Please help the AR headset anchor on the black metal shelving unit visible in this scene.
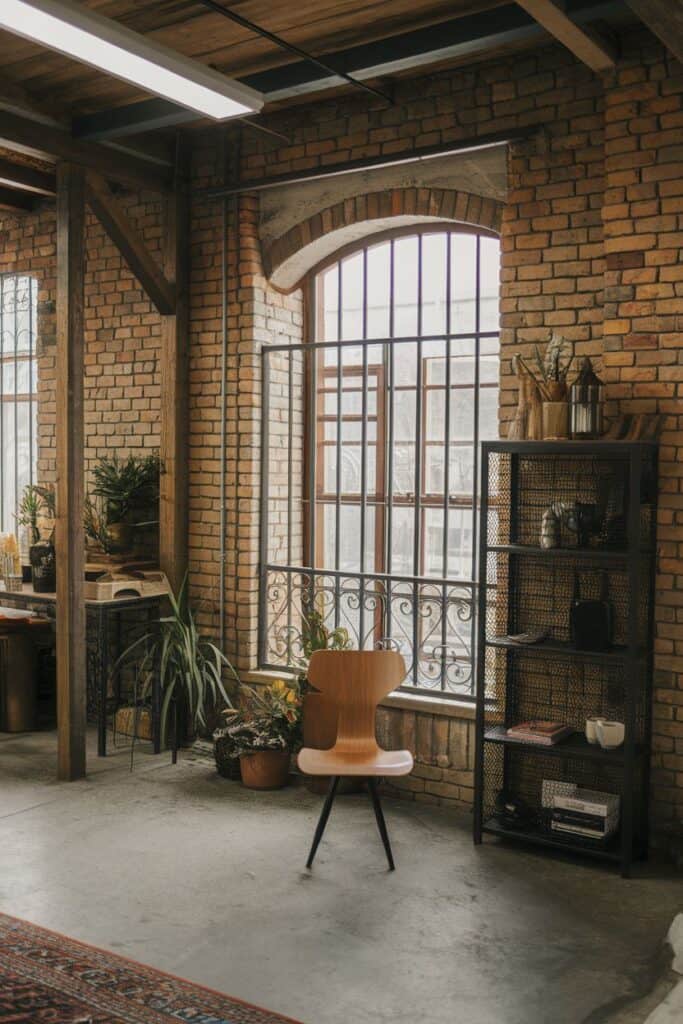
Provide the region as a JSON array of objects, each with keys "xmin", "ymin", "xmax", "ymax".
[{"xmin": 473, "ymin": 441, "xmax": 658, "ymax": 877}]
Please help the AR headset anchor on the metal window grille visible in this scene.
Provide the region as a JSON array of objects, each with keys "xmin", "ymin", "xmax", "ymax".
[
  {"xmin": 259, "ymin": 228, "xmax": 500, "ymax": 698},
  {"xmin": 0, "ymin": 274, "xmax": 38, "ymax": 534}
]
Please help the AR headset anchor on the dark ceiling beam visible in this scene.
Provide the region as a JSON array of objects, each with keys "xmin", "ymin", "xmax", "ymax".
[
  {"xmin": 0, "ymin": 186, "xmax": 37, "ymax": 212},
  {"xmin": 0, "ymin": 157, "xmax": 55, "ymax": 195},
  {"xmin": 0, "ymin": 70, "xmax": 173, "ymax": 170},
  {"xmin": 626, "ymin": 0, "xmax": 683, "ymax": 65},
  {"xmin": 74, "ymin": 0, "xmax": 626, "ymax": 141},
  {"xmin": 516, "ymin": 0, "xmax": 617, "ymax": 71},
  {"xmin": 0, "ymin": 110, "xmax": 171, "ymax": 193}
]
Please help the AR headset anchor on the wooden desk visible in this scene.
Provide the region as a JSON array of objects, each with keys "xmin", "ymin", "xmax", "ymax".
[{"xmin": 0, "ymin": 583, "xmax": 163, "ymax": 757}]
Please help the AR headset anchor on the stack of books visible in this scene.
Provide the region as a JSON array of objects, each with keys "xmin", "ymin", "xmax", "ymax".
[
  {"xmin": 550, "ymin": 788, "xmax": 620, "ymax": 842},
  {"xmin": 506, "ymin": 721, "xmax": 574, "ymax": 746}
]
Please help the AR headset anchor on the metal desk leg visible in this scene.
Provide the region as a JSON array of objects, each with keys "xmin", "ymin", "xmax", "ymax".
[
  {"xmin": 151, "ymin": 600, "xmax": 161, "ymax": 754},
  {"xmin": 97, "ymin": 605, "xmax": 108, "ymax": 757}
]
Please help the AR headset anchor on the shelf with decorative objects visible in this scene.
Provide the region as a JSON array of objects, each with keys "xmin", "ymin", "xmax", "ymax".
[{"xmin": 473, "ymin": 440, "xmax": 658, "ymax": 877}]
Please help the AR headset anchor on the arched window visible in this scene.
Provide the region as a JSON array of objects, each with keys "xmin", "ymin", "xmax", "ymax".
[{"xmin": 260, "ymin": 226, "xmax": 500, "ymax": 698}]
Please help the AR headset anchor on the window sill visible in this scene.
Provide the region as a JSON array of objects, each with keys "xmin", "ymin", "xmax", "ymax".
[
  {"xmin": 381, "ymin": 690, "xmax": 476, "ymax": 720},
  {"xmin": 247, "ymin": 669, "xmax": 476, "ymax": 721}
]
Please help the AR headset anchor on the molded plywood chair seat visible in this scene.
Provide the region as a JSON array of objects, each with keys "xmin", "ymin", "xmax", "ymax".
[{"xmin": 298, "ymin": 649, "xmax": 413, "ymax": 870}]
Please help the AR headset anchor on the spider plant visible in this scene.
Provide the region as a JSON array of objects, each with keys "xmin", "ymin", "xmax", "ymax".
[{"xmin": 114, "ymin": 576, "xmax": 238, "ymax": 749}]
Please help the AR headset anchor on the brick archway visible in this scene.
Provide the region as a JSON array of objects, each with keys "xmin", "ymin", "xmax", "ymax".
[{"xmin": 263, "ymin": 187, "xmax": 504, "ymax": 291}]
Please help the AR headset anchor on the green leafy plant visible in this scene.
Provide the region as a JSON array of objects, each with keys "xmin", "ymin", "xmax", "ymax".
[
  {"xmin": 215, "ymin": 679, "xmax": 302, "ymax": 760},
  {"xmin": 91, "ymin": 452, "xmax": 160, "ymax": 525},
  {"xmin": 16, "ymin": 483, "xmax": 55, "ymax": 544},
  {"xmin": 114, "ymin": 576, "xmax": 238, "ymax": 748}
]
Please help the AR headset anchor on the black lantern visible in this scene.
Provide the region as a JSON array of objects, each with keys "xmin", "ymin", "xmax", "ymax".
[{"xmin": 570, "ymin": 357, "xmax": 603, "ymax": 440}]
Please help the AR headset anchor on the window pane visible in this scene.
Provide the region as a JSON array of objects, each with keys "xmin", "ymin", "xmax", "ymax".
[
  {"xmin": 451, "ymin": 233, "xmax": 477, "ymax": 334},
  {"xmin": 480, "ymin": 235, "xmax": 500, "ymax": 333},
  {"xmin": 421, "ymin": 233, "xmax": 447, "ymax": 336},
  {"xmin": 341, "ymin": 252, "xmax": 363, "ymax": 340},
  {"xmin": 393, "ymin": 236, "xmax": 418, "ymax": 337},
  {"xmin": 367, "ymin": 243, "xmax": 390, "ymax": 339},
  {"xmin": 391, "ymin": 506, "xmax": 414, "ymax": 576},
  {"xmin": 321, "ymin": 267, "xmax": 338, "ymax": 343}
]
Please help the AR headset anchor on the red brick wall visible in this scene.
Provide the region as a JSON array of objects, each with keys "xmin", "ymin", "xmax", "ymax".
[{"xmin": 0, "ymin": 24, "xmax": 680, "ymax": 839}]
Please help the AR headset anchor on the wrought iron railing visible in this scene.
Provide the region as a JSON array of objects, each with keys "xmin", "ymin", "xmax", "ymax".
[{"xmin": 259, "ymin": 564, "xmax": 477, "ymax": 698}]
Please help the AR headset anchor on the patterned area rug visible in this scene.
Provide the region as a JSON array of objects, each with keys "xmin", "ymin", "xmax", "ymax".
[{"xmin": 0, "ymin": 912, "xmax": 303, "ymax": 1023}]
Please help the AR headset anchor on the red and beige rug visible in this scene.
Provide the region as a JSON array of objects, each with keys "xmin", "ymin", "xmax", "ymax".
[{"xmin": 0, "ymin": 912, "xmax": 303, "ymax": 1024}]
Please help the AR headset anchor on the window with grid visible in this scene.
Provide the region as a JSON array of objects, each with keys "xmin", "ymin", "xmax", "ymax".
[
  {"xmin": 260, "ymin": 227, "xmax": 499, "ymax": 698},
  {"xmin": 0, "ymin": 275, "xmax": 38, "ymax": 533}
]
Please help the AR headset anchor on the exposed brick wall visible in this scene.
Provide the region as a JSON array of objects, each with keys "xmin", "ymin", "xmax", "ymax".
[
  {"xmin": 0, "ymin": 196, "xmax": 163, "ymax": 492},
  {"xmin": 0, "ymin": 24, "xmax": 680, "ymax": 839}
]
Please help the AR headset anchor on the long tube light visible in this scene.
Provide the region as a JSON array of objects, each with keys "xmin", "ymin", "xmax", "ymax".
[{"xmin": 0, "ymin": 0, "xmax": 263, "ymax": 120}]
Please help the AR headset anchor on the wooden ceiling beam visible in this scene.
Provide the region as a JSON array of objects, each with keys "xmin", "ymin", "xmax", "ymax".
[
  {"xmin": 0, "ymin": 157, "xmax": 55, "ymax": 195},
  {"xmin": 516, "ymin": 0, "xmax": 616, "ymax": 71},
  {"xmin": 0, "ymin": 109, "xmax": 171, "ymax": 193},
  {"xmin": 86, "ymin": 170, "xmax": 176, "ymax": 315},
  {"xmin": 626, "ymin": 1, "xmax": 683, "ymax": 65}
]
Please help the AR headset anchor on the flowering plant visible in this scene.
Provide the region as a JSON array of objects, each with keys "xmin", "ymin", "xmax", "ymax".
[{"xmin": 214, "ymin": 679, "xmax": 302, "ymax": 759}]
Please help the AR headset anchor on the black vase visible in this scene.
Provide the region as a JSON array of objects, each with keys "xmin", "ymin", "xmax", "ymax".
[{"xmin": 30, "ymin": 539, "xmax": 56, "ymax": 593}]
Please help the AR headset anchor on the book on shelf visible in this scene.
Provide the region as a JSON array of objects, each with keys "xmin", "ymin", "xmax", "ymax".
[
  {"xmin": 505, "ymin": 721, "xmax": 574, "ymax": 746},
  {"xmin": 551, "ymin": 821, "xmax": 614, "ymax": 842},
  {"xmin": 552, "ymin": 789, "xmax": 620, "ymax": 818},
  {"xmin": 551, "ymin": 809, "xmax": 616, "ymax": 834}
]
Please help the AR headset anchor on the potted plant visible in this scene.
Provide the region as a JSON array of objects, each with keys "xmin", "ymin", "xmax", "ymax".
[
  {"xmin": 215, "ymin": 679, "xmax": 302, "ymax": 790},
  {"xmin": 114, "ymin": 577, "xmax": 238, "ymax": 751},
  {"xmin": 90, "ymin": 452, "xmax": 160, "ymax": 555},
  {"xmin": 17, "ymin": 484, "xmax": 56, "ymax": 592}
]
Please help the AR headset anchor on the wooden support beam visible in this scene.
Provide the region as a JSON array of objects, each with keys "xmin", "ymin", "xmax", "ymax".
[
  {"xmin": 0, "ymin": 157, "xmax": 54, "ymax": 195},
  {"xmin": 55, "ymin": 162, "xmax": 86, "ymax": 782},
  {"xmin": 86, "ymin": 171, "xmax": 176, "ymax": 315},
  {"xmin": 0, "ymin": 109, "xmax": 171, "ymax": 194},
  {"xmin": 159, "ymin": 160, "xmax": 189, "ymax": 594},
  {"xmin": 516, "ymin": 0, "xmax": 616, "ymax": 70},
  {"xmin": 626, "ymin": 1, "xmax": 683, "ymax": 65}
]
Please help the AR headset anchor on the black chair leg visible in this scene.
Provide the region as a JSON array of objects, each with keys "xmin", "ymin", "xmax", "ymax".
[
  {"xmin": 367, "ymin": 778, "xmax": 395, "ymax": 870},
  {"xmin": 306, "ymin": 776, "xmax": 340, "ymax": 868}
]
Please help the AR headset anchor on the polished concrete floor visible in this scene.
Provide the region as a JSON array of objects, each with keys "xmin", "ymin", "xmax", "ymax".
[{"xmin": 0, "ymin": 728, "xmax": 681, "ymax": 1024}]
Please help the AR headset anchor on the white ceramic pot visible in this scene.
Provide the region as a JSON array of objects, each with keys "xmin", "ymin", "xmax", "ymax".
[
  {"xmin": 585, "ymin": 716, "xmax": 602, "ymax": 744},
  {"xmin": 595, "ymin": 720, "xmax": 625, "ymax": 750}
]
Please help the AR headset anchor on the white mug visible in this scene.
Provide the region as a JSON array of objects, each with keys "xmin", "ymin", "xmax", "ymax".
[
  {"xmin": 596, "ymin": 720, "xmax": 625, "ymax": 750},
  {"xmin": 585, "ymin": 716, "xmax": 602, "ymax": 744}
]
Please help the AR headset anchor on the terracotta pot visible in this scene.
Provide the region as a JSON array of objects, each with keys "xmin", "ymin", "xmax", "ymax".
[{"xmin": 240, "ymin": 749, "xmax": 291, "ymax": 790}]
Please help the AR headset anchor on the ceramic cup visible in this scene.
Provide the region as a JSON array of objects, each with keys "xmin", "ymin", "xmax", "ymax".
[
  {"xmin": 595, "ymin": 720, "xmax": 625, "ymax": 750},
  {"xmin": 585, "ymin": 716, "xmax": 602, "ymax": 744}
]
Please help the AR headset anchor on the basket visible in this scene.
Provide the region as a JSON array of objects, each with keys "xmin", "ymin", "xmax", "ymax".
[
  {"xmin": 213, "ymin": 732, "xmax": 242, "ymax": 781},
  {"xmin": 114, "ymin": 706, "xmax": 153, "ymax": 741}
]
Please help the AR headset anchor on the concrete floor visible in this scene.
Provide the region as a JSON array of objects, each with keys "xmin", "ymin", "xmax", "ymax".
[{"xmin": 0, "ymin": 729, "xmax": 681, "ymax": 1024}]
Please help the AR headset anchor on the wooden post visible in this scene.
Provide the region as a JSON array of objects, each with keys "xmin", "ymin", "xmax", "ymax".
[
  {"xmin": 159, "ymin": 158, "xmax": 189, "ymax": 595},
  {"xmin": 55, "ymin": 162, "xmax": 86, "ymax": 781}
]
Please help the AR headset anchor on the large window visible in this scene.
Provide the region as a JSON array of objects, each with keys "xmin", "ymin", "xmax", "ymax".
[
  {"xmin": 0, "ymin": 275, "xmax": 38, "ymax": 533},
  {"xmin": 260, "ymin": 227, "xmax": 499, "ymax": 698}
]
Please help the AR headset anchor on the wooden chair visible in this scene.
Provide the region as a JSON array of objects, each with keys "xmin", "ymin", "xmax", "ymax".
[{"xmin": 298, "ymin": 649, "xmax": 413, "ymax": 870}]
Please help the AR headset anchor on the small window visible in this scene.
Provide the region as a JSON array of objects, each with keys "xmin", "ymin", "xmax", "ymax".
[{"xmin": 0, "ymin": 275, "xmax": 38, "ymax": 533}]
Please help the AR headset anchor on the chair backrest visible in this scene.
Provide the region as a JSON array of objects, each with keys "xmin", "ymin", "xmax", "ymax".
[{"xmin": 307, "ymin": 650, "xmax": 406, "ymax": 754}]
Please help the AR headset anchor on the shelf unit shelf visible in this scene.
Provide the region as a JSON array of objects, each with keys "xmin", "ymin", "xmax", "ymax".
[
  {"xmin": 473, "ymin": 441, "xmax": 657, "ymax": 877},
  {"xmin": 483, "ymin": 726, "xmax": 644, "ymax": 765}
]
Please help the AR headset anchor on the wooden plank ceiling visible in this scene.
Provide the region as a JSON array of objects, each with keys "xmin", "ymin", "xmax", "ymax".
[{"xmin": 0, "ymin": 0, "xmax": 506, "ymax": 116}]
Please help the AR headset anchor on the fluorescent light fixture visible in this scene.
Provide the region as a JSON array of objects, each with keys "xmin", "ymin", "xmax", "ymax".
[{"xmin": 0, "ymin": 0, "xmax": 263, "ymax": 120}]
